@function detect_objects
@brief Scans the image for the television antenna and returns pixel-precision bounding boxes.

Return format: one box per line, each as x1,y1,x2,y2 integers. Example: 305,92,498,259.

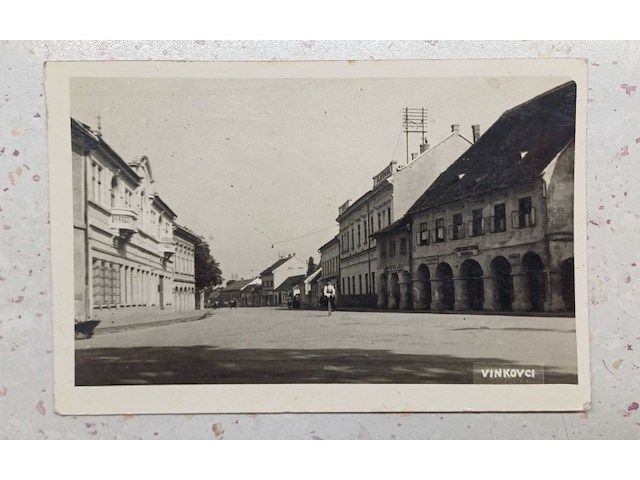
402,107,428,164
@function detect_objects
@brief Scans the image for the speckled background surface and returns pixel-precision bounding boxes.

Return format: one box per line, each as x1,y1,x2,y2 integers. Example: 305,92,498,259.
0,40,637,439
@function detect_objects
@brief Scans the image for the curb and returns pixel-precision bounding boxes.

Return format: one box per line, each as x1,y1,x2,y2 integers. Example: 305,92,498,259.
91,311,214,336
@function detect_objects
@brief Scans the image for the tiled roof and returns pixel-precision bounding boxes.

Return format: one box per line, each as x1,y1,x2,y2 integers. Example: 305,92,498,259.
274,274,306,292
224,278,256,292
371,217,410,238
407,81,577,215
304,267,322,284
260,256,293,276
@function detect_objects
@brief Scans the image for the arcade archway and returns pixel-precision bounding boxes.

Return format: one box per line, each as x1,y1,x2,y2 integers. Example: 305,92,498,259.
490,256,514,311
460,259,484,311
435,263,455,311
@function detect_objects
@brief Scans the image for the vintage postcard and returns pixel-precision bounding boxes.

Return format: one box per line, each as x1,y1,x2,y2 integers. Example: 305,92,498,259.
46,59,589,414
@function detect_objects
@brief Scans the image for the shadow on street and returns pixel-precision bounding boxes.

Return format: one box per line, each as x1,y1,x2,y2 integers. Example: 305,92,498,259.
75,346,578,386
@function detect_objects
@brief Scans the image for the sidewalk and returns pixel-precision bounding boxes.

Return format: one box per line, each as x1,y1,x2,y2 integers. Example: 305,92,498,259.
92,308,214,335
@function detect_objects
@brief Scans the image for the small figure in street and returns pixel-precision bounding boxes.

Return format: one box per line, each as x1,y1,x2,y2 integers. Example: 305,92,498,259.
323,281,336,316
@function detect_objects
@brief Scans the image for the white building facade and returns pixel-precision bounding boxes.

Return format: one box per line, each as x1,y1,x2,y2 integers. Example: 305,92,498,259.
173,225,198,312
336,128,473,308
72,119,198,327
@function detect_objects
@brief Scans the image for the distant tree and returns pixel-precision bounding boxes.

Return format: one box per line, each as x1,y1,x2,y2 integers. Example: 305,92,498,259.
307,256,316,276
194,236,223,307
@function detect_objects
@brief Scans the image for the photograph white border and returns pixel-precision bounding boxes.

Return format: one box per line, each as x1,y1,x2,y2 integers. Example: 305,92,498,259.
47,59,589,414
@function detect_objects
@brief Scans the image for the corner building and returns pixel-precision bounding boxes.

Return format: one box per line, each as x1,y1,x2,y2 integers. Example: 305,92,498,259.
373,81,577,314
336,127,473,308
72,119,198,326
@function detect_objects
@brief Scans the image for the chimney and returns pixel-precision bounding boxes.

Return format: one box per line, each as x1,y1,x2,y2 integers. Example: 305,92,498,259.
451,124,460,133
419,140,430,153
472,124,481,143
411,153,418,160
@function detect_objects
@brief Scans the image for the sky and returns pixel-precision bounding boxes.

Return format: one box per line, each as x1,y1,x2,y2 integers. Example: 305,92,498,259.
70,72,568,281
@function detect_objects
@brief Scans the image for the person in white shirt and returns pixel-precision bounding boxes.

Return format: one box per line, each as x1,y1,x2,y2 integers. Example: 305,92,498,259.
323,281,336,314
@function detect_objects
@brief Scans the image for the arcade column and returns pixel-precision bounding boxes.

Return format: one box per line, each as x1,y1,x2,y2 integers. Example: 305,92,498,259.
511,267,530,312
399,275,412,310
412,278,427,310
431,279,445,311
483,275,500,312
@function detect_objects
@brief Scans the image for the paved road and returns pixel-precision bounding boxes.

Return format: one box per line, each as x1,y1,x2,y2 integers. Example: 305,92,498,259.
75,307,578,385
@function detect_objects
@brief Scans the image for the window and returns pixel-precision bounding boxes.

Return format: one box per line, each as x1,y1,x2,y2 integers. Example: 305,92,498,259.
91,162,97,201
357,223,361,246
110,177,118,208
371,272,376,295
351,228,354,250
400,237,408,255
92,259,104,305
451,213,464,240
124,189,132,208
377,212,381,230
92,259,120,307
358,275,362,295
435,218,446,242
363,220,368,240
493,203,506,232
380,240,387,258
352,276,356,296
471,209,484,236
419,222,429,245
365,273,369,294
91,162,103,204
389,240,396,257
515,196,535,228
97,166,103,204
140,191,145,225
387,207,391,226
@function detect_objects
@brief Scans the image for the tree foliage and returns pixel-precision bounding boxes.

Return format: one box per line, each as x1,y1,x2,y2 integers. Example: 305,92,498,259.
194,236,223,291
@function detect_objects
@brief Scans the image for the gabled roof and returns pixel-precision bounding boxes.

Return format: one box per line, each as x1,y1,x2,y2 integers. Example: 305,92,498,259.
371,216,410,238
260,256,293,276
274,274,306,292
129,155,155,184
336,129,472,223
224,278,258,292
304,267,322,284
396,130,473,173
407,81,577,215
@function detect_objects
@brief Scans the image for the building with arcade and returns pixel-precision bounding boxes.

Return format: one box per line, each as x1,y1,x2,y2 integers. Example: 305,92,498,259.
372,81,577,314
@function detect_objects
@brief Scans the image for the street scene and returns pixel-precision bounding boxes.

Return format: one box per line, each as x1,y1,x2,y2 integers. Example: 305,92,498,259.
76,308,577,385
68,62,580,388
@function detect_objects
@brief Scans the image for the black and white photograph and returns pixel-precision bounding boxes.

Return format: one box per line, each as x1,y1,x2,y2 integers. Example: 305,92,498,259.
47,59,589,413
